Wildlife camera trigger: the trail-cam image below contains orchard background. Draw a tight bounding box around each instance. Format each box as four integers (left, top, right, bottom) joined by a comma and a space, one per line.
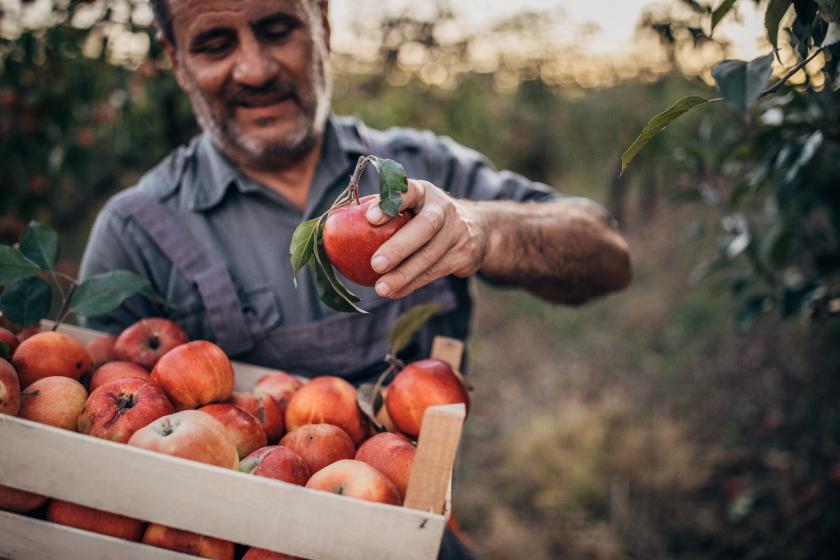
2, 0, 839, 558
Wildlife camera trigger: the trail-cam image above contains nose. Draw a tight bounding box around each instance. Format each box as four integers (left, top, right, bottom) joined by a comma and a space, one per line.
232, 33, 277, 87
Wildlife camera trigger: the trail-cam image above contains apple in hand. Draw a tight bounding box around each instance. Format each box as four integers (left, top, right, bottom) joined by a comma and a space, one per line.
230, 392, 284, 443
0, 359, 20, 415
89, 361, 150, 392
285, 376, 368, 445
47, 499, 145, 541
355, 432, 416, 500
279, 424, 355, 475
199, 403, 267, 459
151, 341, 234, 410
19, 376, 87, 431
0, 485, 47, 513
322, 194, 412, 287
240, 446, 310, 485
252, 371, 302, 417
114, 318, 188, 370
305, 459, 400, 505
85, 335, 117, 370
78, 378, 175, 443
127, 410, 239, 469
143, 523, 234, 560
385, 359, 469, 438
12, 331, 92, 388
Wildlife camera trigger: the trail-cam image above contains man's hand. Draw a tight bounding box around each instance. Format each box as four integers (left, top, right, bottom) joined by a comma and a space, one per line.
366, 180, 488, 299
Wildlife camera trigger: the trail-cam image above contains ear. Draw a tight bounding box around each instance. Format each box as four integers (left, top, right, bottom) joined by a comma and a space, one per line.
320, 0, 331, 54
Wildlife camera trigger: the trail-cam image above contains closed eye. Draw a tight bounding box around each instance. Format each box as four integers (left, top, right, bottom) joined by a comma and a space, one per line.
190, 29, 236, 57
254, 13, 301, 43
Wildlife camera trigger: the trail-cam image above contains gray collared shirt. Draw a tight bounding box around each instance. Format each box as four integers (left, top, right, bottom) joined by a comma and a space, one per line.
79, 115, 558, 362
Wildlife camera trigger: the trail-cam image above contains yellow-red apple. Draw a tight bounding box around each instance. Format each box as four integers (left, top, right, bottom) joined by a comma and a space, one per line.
279, 424, 355, 475
240, 445, 310, 485
230, 392, 284, 443
285, 376, 368, 445
199, 403, 267, 459
114, 318, 188, 370
127, 410, 239, 469
89, 361, 150, 392
355, 432, 416, 500
78, 378, 174, 443
19, 376, 87, 430
305, 459, 400, 505
12, 331, 92, 388
252, 371, 302, 417
0, 485, 47, 513
142, 524, 234, 560
47, 499, 145, 541
151, 341, 234, 410
0, 358, 20, 415
85, 335, 117, 370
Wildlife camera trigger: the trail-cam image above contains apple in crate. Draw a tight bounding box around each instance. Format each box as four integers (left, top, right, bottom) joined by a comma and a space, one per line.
252, 371, 302, 417
0, 327, 19, 356
356, 432, 416, 500
128, 410, 239, 469
12, 331, 92, 388
279, 424, 355, 475
230, 391, 284, 443
47, 499, 145, 541
306, 459, 400, 505
0, 358, 20, 415
143, 523, 234, 560
19, 376, 87, 431
199, 403, 267, 459
85, 335, 117, 369
151, 341, 234, 410
0, 485, 47, 514
285, 376, 368, 445
89, 361, 150, 392
240, 446, 310, 485
114, 317, 188, 370
78, 378, 175, 443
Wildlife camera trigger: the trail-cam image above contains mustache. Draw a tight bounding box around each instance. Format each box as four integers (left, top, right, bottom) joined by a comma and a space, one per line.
230, 81, 298, 107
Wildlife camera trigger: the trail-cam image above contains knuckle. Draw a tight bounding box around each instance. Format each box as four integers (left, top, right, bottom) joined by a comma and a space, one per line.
422, 205, 445, 231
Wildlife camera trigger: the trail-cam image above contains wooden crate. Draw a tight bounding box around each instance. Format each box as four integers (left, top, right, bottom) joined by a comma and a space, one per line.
0, 323, 466, 560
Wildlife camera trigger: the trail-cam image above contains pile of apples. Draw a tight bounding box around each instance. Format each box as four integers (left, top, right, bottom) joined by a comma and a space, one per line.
0, 317, 469, 560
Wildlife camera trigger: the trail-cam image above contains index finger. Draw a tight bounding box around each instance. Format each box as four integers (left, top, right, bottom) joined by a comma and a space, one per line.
366, 179, 426, 225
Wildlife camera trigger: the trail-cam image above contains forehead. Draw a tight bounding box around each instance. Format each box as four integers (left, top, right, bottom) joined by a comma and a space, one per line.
169, 0, 311, 39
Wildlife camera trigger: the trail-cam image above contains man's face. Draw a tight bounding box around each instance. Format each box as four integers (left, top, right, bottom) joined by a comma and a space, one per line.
165, 0, 331, 169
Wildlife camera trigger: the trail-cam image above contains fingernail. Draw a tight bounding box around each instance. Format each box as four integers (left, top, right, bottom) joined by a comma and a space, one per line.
367, 205, 384, 223
375, 281, 390, 297
371, 255, 389, 273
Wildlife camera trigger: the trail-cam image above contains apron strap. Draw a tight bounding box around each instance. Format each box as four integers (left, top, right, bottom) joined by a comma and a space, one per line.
116, 190, 255, 357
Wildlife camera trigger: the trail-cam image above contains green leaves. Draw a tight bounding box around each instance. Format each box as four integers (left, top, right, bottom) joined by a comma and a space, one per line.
389, 303, 441, 354
621, 96, 710, 175
712, 0, 739, 34
69, 271, 149, 317
711, 54, 774, 113
19, 222, 59, 271
0, 277, 52, 327
766, 0, 793, 57
371, 157, 409, 217
290, 217, 319, 284
0, 246, 41, 285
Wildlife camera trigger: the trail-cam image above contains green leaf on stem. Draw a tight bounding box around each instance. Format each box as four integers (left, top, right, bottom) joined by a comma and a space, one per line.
711, 54, 774, 113
0, 276, 52, 327
766, 0, 793, 57
389, 303, 442, 355
311, 219, 366, 313
371, 157, 408, 218
621, 96, 710, 175
19, 221, 59, 271
290, 217, 319, 283
69, 270, 149, 317
0, 246, 42, 286
356, 383, 386, 432
712, 0, 739, 34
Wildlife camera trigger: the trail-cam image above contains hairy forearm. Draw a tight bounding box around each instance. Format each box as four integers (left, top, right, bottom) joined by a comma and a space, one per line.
467, 197, 632, 304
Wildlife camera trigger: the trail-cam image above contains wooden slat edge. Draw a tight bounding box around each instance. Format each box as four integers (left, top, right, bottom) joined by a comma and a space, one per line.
430, 337, 464, 371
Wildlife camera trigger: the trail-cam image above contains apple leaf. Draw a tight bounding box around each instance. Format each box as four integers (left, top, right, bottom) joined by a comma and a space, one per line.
19, 221, 59, 271
356, 383, 386, 432
311, 219, 366, 313
712, 54, 774, 113
389, 303, 442, 355
712, 0, 739, 34
766, 0, 793, 58
621, 96, 711, 175
0, 276, 52, 327
290, 217, 319, 284
70, 270, 149, 317
371, 157, 408, 218
0, 246, 42, 286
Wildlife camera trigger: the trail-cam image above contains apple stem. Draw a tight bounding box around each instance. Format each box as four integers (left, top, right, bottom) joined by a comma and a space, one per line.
370, 353, 406, 416
347, 155, 374, 205
52, 282, 78, 331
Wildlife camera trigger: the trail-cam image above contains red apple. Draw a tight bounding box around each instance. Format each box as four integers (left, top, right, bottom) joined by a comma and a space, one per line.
142, 524, 234, 560
240, 446, 310, 485
199, 403, 267, 459
47, 499, 145, 541
355, 432, 416, 500
19, 376, 87, 430
243, 548, 305, 560
151, 341, 234, 410
252, 371, 302, 417
230, 392, 284, 443
113, 318, 188, 370
0, 485, 47, 513
78, 378, 175, 443
12, 331, 92, 388
385, 359, 469, 438
127, 410, 239, 469
89, 361, 150, 392
322, 194, 412, 286
279, 424, 355, 475
285, 376, 368, 445
85, 335, 117, 369
0, 358, 20, 415
0, 327, 18, 357
16, 323, 40, 344
305, 459, 400, 505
